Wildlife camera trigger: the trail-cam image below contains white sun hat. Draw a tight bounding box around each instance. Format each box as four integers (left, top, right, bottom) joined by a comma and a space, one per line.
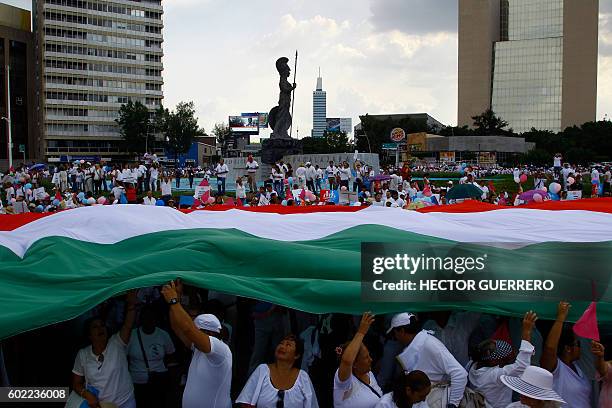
500, 366, 565, 403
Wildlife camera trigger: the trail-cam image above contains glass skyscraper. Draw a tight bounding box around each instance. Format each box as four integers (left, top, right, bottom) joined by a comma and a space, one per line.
312, 70, 326, 138
458, 0, 598, 134
33, 0, 164, 161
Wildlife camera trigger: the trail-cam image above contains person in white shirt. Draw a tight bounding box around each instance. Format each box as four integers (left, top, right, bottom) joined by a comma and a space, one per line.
295, 164, 307, 188
390, 313, 468, 408
326, 161, 338, 190
591, 167, 600, 197
149, 165, 159, 192
71, 291, 139, 408
142, 191, 156, 206
305, 162, 317, 192
160, 176, 172, 201
540, 302, 591, 408
127, 307, 176, 408
561, 164, 573, 191
467, 311, 537, 408
372, 192, 385, 206
374, 370, 431, 408
315, 165, 323, 192
235, 178, 247, 205
338, 162, 352, 189
161, 280, 233, 408
389, 172, 402, 192
334, 313, 382, 408
237, 334, 318, 408
111, 185, 125, 204
215, 160, 229, 196
246, 155, 259, 193
272, 165, 284, 196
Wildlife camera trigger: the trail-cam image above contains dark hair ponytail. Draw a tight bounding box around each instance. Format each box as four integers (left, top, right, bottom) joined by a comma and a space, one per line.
392, 370, 431, 407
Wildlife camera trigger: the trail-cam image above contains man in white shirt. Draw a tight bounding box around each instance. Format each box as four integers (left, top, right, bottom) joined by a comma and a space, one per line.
245, 155, 259, 193
142, 191, 156, 205
390, 313, 467, 408
338, 162, 351, 189
149, 166, 159, 192
314, 165, 323, 192
305, 162, 317, 192
161, 281, 233, 408
591, 167, 600, 197
295, 164, 307, 188
325, 161, 337, 190
389, 172, 402, 192
561, 163, 573, 191
215, 160, 229, 196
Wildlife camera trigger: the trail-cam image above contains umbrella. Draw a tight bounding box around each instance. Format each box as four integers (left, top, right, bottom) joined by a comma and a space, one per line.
30, 163, 46, 171
446, 184, 483, 200
370, 174, 391, 182
519, 189, 548, 201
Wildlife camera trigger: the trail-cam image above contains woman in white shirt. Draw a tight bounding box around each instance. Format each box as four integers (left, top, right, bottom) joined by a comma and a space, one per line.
374, 371, 431, 408
468, 311, 537, 408
237, 334, 318, 408
334, 313, 382, 408
236, 178, 247, 205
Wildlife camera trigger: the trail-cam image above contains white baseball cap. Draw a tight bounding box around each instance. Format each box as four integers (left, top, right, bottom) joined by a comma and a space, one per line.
386, 312, 416, 334
194, 314, 222, 333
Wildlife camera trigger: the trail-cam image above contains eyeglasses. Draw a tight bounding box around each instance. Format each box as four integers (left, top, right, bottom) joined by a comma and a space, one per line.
97, 353, 104, 370
276, 390, 285, 408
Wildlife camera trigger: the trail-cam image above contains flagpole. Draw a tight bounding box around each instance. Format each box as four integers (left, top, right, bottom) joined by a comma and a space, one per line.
290, 50, 298, 138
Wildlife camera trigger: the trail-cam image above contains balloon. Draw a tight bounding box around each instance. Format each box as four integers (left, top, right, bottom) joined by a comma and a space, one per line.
24, 183, 32, 189
533, 193, 543, 203
77, 192, 85, 199
88, 197, 96, 205
461, 162, 467, 168
80, 160, 85, 164
207, 197, 215, 204
567, 177, 575, 185
156, 199, 165, 206
514, 177, 520, 184
281, 200, 288, 206
81, 198, 88, 204
549, 182, 561, 194
519, 174, 528, 183
548, 192, 560, 201
340, 186, 348, 191
36, 205, 44, 212
288, 177, 293, 186
97, 197, 107, 205
52, 199, 60, 206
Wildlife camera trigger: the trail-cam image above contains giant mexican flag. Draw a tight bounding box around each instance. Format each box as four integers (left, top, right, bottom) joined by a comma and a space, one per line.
1, 199, 612, 340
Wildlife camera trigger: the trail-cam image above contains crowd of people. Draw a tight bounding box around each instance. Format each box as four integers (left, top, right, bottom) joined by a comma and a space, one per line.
19, 283, 604, 408
0, 153, 611, 214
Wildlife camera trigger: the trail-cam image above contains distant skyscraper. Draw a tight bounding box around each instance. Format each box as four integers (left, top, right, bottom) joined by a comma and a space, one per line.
33, 0, 164, 161
312, 68, 326, 138
458, 0, 598, 133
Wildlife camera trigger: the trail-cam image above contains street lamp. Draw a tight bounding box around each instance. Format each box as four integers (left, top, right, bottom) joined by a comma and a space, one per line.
1, 116, 12, 169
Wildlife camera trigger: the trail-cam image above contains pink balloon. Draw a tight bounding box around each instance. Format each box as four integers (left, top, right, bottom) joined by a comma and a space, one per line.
519, 174, 528, 183
533, 193, 543, 203
567, 177, 575, 185
97, 197, 106, 205
541, 186, 547, 193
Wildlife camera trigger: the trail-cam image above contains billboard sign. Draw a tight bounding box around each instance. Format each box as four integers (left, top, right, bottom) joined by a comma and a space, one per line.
326, 118, 353, 133
258, 112, 269, 128
390, 128, 406, 142
230, 114, 259, 133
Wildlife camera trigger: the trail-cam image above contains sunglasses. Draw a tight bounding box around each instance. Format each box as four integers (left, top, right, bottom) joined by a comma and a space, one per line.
276, 390, 285, 408
97, 353, 105, 370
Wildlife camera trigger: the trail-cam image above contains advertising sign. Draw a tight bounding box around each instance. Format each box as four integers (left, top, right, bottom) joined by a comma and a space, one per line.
390, 128, 406, 143
230, 114, 259, 133
320, 189, 331, 202
326, 118, 352, 133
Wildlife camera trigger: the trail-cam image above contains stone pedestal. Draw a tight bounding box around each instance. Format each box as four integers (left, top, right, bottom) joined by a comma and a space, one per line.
261, 138, 302, 165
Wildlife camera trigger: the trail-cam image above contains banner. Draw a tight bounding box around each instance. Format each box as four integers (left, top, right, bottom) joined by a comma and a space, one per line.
320, 189, 331, 202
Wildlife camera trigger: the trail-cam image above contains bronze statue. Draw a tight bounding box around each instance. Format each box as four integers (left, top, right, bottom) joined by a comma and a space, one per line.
268, 57, 296, 139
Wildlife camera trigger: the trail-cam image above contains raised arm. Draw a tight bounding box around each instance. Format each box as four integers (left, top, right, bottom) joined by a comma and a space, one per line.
161, 281, 212, 353
591, 341, 608, 378
502, 311, 537, 376
119, 290, 139, 344
541, 301, 570, 372
338, 312, 374, 382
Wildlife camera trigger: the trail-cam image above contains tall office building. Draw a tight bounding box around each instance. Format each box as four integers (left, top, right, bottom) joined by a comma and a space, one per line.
311, 68, 326, 138
458, 0, 598, 133
32, 0, 164, 162
0, 4, 37, 165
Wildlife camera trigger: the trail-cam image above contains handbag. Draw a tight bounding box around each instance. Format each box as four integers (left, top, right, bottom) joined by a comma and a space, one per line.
136, 329, 169, 387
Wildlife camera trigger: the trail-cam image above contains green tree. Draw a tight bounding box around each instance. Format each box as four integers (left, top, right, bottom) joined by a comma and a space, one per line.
439, 125, 474, 137
212, 123, 232, 156
301, 131, 352, 154
116, 101, 150, 153
472, 109, 513, 136
520, 148, 551, 166
157, 102, 205, 162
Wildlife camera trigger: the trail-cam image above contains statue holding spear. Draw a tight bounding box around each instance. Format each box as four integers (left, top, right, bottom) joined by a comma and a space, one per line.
268, 52, 298, 139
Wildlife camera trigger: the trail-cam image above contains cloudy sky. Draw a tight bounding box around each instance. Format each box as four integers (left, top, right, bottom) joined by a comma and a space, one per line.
4, 0, 612, 140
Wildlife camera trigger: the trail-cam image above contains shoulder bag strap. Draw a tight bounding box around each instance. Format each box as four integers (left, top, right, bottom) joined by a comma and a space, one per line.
136, 328, 151, 372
